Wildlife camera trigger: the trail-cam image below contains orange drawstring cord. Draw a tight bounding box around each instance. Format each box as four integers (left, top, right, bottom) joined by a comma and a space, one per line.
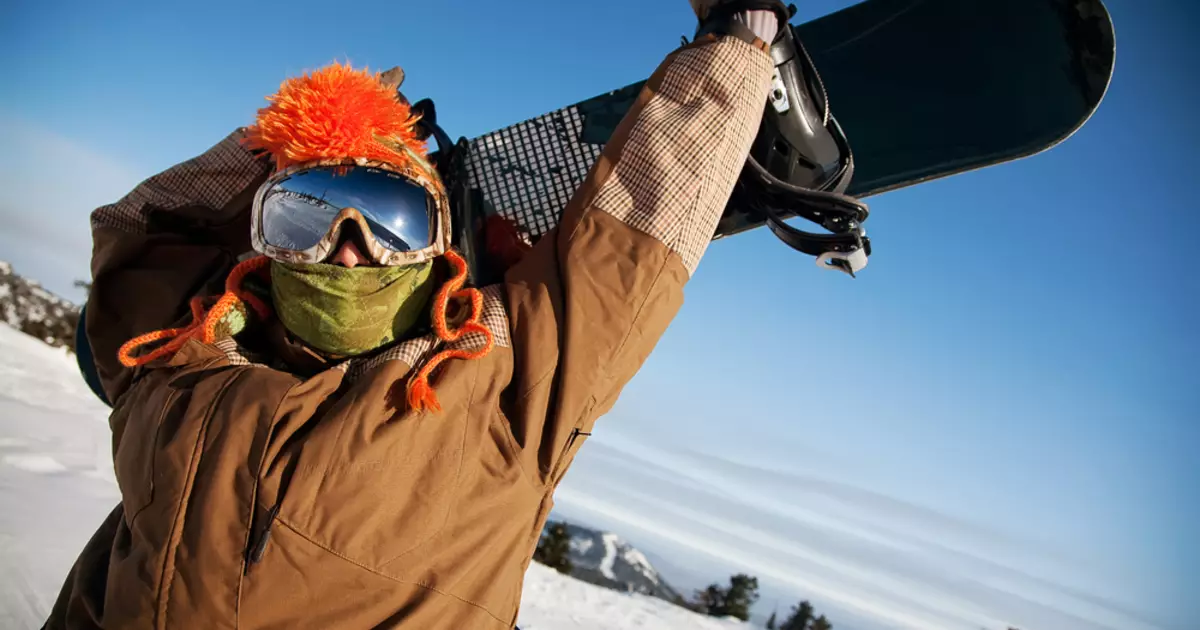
117, 256, 273, 367
407, 250, 495, 412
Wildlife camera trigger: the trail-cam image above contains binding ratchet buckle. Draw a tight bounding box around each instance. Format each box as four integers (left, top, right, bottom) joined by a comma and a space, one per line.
738, 19, 872, 277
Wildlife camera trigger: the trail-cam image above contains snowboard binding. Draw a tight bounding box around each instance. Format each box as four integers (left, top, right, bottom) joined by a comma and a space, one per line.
734, 12, 871, 276
694, 0, 870, 276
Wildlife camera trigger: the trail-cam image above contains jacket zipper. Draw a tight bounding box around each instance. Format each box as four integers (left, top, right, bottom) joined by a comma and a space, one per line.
245, 502, 281, 570
551, 427, 591, 481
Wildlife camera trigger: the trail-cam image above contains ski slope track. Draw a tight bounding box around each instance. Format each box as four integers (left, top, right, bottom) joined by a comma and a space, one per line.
600, 533, 619, 580
0, 323, 751, 630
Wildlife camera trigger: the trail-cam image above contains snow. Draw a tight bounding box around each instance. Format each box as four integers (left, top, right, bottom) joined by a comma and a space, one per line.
0, 323, 752, 630
0, 324, 117, 629
599, 532, 620, 581
519, 563, 750, 630
4, 454, 70, 474
570, 536, 594, 555
620, 547, 660, 586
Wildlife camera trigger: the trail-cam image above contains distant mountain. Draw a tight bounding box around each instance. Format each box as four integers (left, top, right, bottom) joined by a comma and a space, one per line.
0, 261, 80, 352
545, 520, 685, 605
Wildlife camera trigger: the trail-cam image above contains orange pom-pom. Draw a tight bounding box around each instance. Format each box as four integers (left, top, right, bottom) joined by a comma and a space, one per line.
244, 61, 425, 171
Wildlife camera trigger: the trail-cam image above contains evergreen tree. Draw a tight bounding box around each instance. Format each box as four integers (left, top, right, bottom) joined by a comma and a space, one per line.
780, 600, 814, 630
811, 614, 833, 630
765, 610, 777, 629
692, 573, 760, 621
533, 520, 573, 574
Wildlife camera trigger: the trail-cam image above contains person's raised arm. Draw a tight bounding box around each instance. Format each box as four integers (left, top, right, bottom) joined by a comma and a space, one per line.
86, 131, 272, 402
501, 1, 784, 485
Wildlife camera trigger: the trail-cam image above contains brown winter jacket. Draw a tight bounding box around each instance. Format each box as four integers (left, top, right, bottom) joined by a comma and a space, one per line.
46, 32, 773, 630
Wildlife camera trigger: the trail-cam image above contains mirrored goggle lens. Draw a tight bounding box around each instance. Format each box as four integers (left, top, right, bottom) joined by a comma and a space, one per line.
260, 165, 433, 253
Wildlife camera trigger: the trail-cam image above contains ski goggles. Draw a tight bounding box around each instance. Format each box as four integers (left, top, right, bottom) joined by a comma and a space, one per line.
251, 159, 452, 266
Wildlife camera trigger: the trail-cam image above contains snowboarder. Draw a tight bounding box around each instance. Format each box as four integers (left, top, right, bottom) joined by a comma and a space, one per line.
46, 1, 791, 628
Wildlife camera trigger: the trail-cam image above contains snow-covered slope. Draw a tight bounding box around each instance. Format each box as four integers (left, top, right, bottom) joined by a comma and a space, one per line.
519, 562, 749, 630
0, 323, 116, 628
0, 322, 751, 630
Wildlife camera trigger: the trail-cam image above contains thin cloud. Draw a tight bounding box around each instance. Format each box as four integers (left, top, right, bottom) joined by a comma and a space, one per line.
0, 114, 143, 295
560, 430, 1175, 630
555, 484, 986, 630
664, 447, 1161, 629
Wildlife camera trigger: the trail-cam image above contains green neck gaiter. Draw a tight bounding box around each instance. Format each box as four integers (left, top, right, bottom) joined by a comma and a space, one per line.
270, 260, 434, 357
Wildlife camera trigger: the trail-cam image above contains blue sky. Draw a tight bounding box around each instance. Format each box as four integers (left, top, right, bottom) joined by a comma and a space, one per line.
1, 1, 1196, 629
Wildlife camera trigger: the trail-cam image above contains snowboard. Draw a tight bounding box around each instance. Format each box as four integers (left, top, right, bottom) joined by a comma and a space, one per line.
457, 0, 1115, 246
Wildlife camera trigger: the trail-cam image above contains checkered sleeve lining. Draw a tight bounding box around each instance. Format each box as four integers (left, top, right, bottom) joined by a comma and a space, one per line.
91, 130, 271, 234
590, 36, 773, 275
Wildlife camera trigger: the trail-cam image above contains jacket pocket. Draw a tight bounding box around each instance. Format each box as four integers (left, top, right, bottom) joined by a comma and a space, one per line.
275, 362, 475, 574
